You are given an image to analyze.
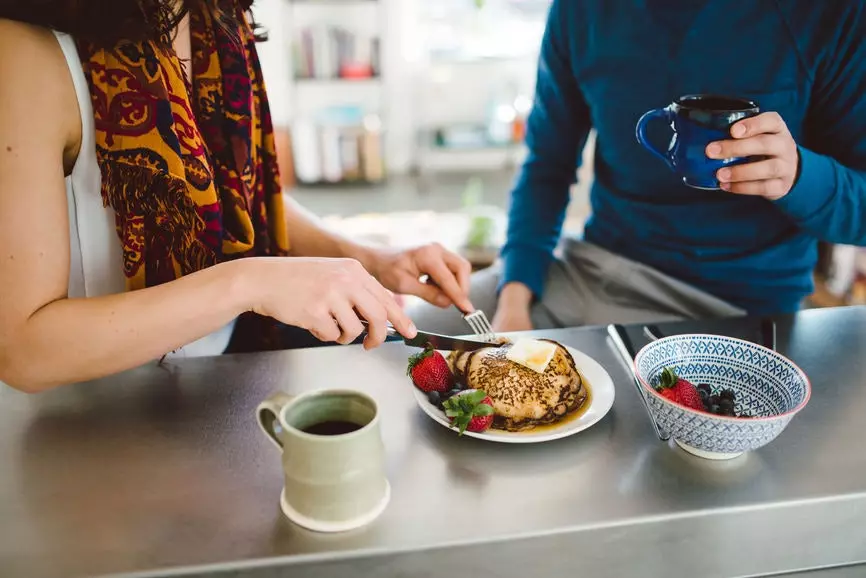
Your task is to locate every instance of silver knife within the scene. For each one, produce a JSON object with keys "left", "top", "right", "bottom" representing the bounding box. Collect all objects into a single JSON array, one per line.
[
  {"left": 361, "top": 320, "right": 492, "bottom": 351},
  {"left": 607, "top": 324, "right": 670, "bottom": 441}
]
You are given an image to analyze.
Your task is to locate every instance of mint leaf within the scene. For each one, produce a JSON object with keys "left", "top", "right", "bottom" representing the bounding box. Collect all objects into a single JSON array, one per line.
[{"left": 473, "top": 404, "right": 494, "bottom": 417}]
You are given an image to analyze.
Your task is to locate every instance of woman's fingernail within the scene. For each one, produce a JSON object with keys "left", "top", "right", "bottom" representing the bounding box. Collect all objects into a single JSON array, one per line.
[
  {"left": 731, "top": 124, "right": 746, "bottom": 137},
  {"left": 718, "top": 168, "right": 731, "bottom": 181},
  {"left": 407, "top": 322, "right": 418, "bottom": 337},
  {"left": 706, "top": 143, "right": 722, "bottom": 157}
]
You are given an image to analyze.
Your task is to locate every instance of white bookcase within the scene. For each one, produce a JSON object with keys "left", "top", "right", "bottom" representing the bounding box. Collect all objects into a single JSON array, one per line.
[{"left": 284, "top": 0, "right": 387, "bottom": 185}]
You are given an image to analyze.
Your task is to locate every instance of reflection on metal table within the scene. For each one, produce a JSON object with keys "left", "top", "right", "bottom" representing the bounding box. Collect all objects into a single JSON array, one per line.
[{"left": 2, "top": 307, "right": 866, "bottom": 578}]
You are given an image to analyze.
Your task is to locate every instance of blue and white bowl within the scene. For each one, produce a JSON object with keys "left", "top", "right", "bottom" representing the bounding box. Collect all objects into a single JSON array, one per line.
[{"left": 634, "top": 334, "right": 811, "bottom": 460}]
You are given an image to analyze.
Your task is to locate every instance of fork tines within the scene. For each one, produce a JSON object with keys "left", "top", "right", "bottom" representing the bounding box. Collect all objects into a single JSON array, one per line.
[{"left": 463, "top": 310, "right": 496, "bottom": 342}]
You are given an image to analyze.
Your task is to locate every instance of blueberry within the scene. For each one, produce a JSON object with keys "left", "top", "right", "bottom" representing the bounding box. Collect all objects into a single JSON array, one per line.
[
  {"left": 720, "top": 389, "right": 735, "bottom": 402},
  {"left": 709, "top": 395, "right": 721, "bottom": 406},
  {"left": 698, "top": 388, "right": 709, "bottom": 401},
  {"left": 427, "top": 391, "right": 442, "bottom": 407},
  {"left": 719, "top": 399, "right": 735, "bottom": 414},
  {"left": 443, "top": 388, "right": 462, "bottom": 400},
  {"left": 697, "top": 383, "right": 712, "bottom": 396},
  {"left": 709, "top": 404, "right": 721, "bottom": 415}
]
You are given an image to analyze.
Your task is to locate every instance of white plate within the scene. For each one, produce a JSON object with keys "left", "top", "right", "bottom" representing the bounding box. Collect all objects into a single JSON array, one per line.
[{"left": 412, "top": 346, "right": 615, "bottom": 444}]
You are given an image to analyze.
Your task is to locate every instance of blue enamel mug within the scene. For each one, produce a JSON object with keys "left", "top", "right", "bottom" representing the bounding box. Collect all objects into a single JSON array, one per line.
[{"left": 636, "top": 94, "right": 760, "bottom": 190}]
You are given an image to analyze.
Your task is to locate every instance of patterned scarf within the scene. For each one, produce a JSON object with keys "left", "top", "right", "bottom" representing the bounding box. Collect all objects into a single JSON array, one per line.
[{"left": 76, "top": 3, "right": 289, "bottom": 291}]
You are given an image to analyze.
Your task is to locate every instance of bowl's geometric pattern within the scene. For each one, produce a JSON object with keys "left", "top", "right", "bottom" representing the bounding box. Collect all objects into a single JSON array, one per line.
[{"left": 634, "top": 334, "right": 811, "bottom": 455}]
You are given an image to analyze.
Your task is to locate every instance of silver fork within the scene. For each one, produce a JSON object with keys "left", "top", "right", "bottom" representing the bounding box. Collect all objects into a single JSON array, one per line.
[
  {"left": 422, "top": 275, "right": 496, "bottom": 341},
  {"left": 462, "top": 309, "right": 496, "bottom": 342}
]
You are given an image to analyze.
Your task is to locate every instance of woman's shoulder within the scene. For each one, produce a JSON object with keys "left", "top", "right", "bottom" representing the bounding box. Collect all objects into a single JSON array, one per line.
[
  {"left": 0, "top": 18, "right": 63, "bottom": 56},
  {"left": 0, "top": 19, "right": 76, "bottom": 96},
  {"left": 0, "top": 19, "right": 82, "bottom": 173}
]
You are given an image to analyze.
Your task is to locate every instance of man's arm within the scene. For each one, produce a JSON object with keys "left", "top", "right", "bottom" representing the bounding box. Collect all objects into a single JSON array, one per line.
[
  {"left": 771, "top": 5, "right": 866, "bottom": 244},
  {"left": 499, "top": 0, "right": 592, "bottom": 304}
]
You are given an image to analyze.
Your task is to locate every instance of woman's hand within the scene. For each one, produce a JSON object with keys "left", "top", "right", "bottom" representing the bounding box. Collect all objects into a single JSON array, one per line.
[
  {"left": 245, "top": 257, "right": 417, "bottom": 349},
  {"left": 368, "top": 243, "right": 474, "bottom": 312}
]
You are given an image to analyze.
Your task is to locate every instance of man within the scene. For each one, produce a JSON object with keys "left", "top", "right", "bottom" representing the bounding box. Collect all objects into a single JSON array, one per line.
[{"left": 412, "top": 0, "right": 866, "bottom": 334}]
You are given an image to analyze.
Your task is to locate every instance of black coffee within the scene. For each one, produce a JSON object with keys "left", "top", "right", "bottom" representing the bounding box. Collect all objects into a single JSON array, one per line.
[
  {"left": 302, "top": 420, "right": 363, "bottom": 436},
  {"left": 676, "top": 94, "right": 758, "bottom": 112}
]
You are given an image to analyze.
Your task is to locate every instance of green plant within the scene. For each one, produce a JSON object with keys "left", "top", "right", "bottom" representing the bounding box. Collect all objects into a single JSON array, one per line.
[
  {"left": 461, "top": 176, "right": 484, "bottom": 208},
  {"left": 466, "top": 215, "right": 495, "bottom": 249}
]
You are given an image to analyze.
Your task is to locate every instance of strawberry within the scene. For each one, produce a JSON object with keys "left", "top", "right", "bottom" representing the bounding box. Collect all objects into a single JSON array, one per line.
[
  {"left": 407, "top": 344, "right": 453, "bottom": 393},
  {"left": 657, "top": 367, "right": 704, "bottom": 411},
  {"left": 443, "top": 389, "right": 494, "bottom": 434},
  {"left": 659, "top": 388, "right": 678, "bottom": 403}
]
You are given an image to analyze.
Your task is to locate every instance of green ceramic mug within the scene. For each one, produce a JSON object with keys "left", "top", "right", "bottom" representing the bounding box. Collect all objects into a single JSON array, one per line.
[{"left": 256, "top": 389, "right": 390, "bottom": 533}]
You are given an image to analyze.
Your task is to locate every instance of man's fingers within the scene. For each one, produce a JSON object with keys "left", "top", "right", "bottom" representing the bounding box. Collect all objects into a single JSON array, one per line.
[
  {"left": 718, "top": 158, "right": 790, "bottom": 183},
  {"left": 720, "top": 178, "right": 788, "bottom": 197},
  {"left": 729, "top": 111, "right": 786, "bottom": 138},
  {"left": 706, "top": 134, "right": 786, "bottom": 160}
]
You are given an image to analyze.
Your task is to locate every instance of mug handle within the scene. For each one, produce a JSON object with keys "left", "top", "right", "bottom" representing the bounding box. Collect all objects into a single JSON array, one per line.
[
  {"left": 256, "top": 391, "right": 295, "bottom": 450},
  {"left": 635, "top": 107, "right": 675, "bottom": 170}
]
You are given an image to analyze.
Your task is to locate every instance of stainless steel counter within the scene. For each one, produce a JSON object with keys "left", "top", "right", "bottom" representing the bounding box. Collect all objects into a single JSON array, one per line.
[{"left": 2, "top": 307, "right": 866, "bottom": 578}]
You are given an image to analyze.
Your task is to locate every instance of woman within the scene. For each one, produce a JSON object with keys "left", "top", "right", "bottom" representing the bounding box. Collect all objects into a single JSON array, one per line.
[{"left": 0, "top": 1, "right": 474, "bottom": 392}]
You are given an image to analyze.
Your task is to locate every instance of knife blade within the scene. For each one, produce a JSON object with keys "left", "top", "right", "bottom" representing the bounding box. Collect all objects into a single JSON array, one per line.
[
  {"left": 607, "top": 324, "right": 670, "bottom": 441},
  {"left": 760, "top": 318, "right": 777, "bottom": 351},
  {"left": 401, "top": 330, "right": 493, "bottom": 352},
  {"left": 360, "top": 320, "right": 493, "bottom": 352}
]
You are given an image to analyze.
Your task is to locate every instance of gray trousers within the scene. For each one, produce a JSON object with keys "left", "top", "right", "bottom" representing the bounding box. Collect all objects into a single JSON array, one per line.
[{"left": 408, "top": 239, "right": 745, "bottom": 335}]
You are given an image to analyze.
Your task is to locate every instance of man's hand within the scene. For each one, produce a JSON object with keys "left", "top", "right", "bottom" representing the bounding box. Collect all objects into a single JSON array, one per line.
[
  {"left": 491, "top": 282, "right": 534, "bottom": 333},
  {"left": 706, "top": 112, "right": 799, "bottom": 200},
  {"left": 369, "top": 243, "right": 474, "bottom": 312}
]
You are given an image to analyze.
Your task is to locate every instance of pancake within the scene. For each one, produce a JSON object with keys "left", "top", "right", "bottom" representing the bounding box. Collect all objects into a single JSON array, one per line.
[{"left": 448, "top": 340, "right": 588, "bottom": 431}]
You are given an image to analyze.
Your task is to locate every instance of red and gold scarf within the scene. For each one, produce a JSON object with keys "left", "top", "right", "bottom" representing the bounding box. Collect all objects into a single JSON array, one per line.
[{"left": 76, "top": 3, "right": 289, "bottom": 291}]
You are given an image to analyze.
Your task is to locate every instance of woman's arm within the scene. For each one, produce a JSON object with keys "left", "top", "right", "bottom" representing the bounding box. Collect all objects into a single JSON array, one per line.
[
  {"left": 0, "top": 23, "right": 251, "bottom": 390},
  {"left": 283, "top": 195, "right": 378, "bottom": 266},
  {"left": 283, "top": 196, "right": 475, "bottom": 312},
  {"left": 0, "top": 22, "right": 414, "bottom": 392}
]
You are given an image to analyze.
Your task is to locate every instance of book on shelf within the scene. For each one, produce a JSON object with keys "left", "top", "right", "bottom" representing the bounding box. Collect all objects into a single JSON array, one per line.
[
  {"left": 291, "top": 108, "right": 385, "bottom": 185},
  {"left": 293, "top": 25, "right": 380, "bottom": 80}
]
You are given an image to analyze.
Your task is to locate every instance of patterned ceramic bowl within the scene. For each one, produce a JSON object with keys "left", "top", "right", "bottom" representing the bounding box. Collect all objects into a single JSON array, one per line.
[{"left": 634, "top": 334, "right": 811, "bottom": 460}]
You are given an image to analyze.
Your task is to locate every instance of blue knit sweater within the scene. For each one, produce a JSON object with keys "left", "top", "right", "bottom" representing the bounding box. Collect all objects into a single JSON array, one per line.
[{"left": 501, "top": 0, "right": 866, "bottom": 314}]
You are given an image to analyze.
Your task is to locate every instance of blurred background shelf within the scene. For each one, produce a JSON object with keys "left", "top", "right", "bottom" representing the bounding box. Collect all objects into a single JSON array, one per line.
[
  {"left": 289, "top": 0, "right": 376, "bottom": 4},
  {"left": 256, "top": 0, "right": 550, "bottom": 179},
  {"left": 294, "top": 76, "right": 382, "bottom": 83}
]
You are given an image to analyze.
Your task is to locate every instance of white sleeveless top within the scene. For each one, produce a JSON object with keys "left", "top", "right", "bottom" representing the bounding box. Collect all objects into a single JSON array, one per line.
[{"left": 55, "top": 32, "right": 234, "bottom": 358}]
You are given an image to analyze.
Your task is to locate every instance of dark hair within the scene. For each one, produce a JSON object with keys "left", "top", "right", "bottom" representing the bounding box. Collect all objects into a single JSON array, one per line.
[{"left": 0, "top": 0, "right": 260, "bottom": 48}]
